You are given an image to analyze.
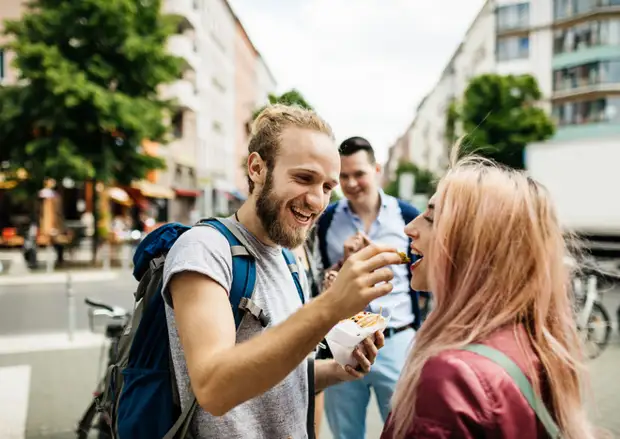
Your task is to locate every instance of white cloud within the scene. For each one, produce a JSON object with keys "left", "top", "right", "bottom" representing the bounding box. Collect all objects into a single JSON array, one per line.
[{"left": 228, "top": 0, "right": 485, "bottom": 162}]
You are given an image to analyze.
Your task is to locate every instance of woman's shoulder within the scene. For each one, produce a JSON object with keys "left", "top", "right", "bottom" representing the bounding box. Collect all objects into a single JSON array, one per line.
[{"left": 412, "top": 328, "right": 541, "bottom": 437}]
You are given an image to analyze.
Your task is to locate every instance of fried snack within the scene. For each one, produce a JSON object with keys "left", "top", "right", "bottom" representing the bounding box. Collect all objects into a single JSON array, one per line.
[
  {"left": 346, "top": 311, "right": 384, "bottom": 328},
  {"left": 397, "top": 251, "right": 411, "bottom": 264}
]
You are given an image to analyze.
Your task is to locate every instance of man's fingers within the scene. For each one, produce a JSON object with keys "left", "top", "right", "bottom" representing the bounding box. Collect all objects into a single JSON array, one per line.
[
  {"left": 365, "top": 282, "right": 394, "bottom": 301},
  {"left": 359, "top": 231, "right": 372, "bottom": 246},
  {"left": 349, "top": 243, "right": 397, "bottom": 262},
  {"left": 344, "top": 365, "right": 364, "bottom": 379},
  {"left": 352, "top": 347, "right": 372, "bottom": 372},
  {"left": 374, "top": 330, "right": 385, "bottom": 350},
  {"left": 363, "top": 251, "right": 403, "bottom": 272},
  {"left": 361, "top": 337, "right": 378, "bottom": 362},
  {"left": 365, "top": 267, "right": 394, "bottom": 286}
]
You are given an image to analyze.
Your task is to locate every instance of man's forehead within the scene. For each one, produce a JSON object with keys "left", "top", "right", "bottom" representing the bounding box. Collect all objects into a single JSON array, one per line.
[{"left": 278, "top": 128, "right": 339, "bottom": 177}]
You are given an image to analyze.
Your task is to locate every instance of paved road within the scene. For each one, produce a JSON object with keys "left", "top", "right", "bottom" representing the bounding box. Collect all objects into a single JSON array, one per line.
[{"left": 0, "top": 276, "right": 137, "bottom": 336}]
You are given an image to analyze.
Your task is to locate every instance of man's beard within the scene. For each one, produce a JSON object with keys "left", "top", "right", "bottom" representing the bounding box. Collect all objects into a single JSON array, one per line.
[{"left": 255, "top": 172, "right": 311, "bottom": 249}]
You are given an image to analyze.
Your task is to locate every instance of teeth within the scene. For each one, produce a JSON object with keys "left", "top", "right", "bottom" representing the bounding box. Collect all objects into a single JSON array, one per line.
[
  {"left": 292, "top": 207, "right": 311, "bottom": 218},
  {"left": 291, "top": 207, "right": 311, "bottom": 220}
]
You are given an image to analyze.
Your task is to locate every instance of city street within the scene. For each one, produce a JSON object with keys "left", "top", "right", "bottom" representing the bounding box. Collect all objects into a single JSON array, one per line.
[
  {"left": 0, "top": 275, "right": 618, "bottom": 438},
  {"left": 0, "top": 275, "right": 137, "bottom": 336}
]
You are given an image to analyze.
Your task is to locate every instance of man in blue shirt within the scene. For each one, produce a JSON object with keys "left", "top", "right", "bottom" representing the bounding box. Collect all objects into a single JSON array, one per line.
[{"left": 316, "top": 136, "right": 420, "bottom": 439}]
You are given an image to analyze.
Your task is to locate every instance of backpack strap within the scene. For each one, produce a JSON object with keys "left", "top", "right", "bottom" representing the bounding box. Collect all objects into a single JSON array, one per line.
[
  {"left": 460, "top": 344, "right": 562, "bottom": 439},
  {"left": 317, "top": 202, "right": 338, "bottom": 270},
  {"left": 282, "top": 248, "right": 305, "bottom": 305},
  {"left": 397, "top": 199, "right": 424, "bottom": 329},
  {"left": 198, "top": 218, "right": 257, "bottom": 328}
]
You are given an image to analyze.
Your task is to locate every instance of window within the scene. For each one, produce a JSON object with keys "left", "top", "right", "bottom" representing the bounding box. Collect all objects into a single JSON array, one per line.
[
  {"left": 497, "top": 3, "right": 530, "bottom": 31},
  {"left": 172, "top": 112, "right": 184, "bottom": 138},
  {"left": 553, "top": 59, "right": 620, "bottom": 91},
  {"left": 553, "top": 19, "right": 620, "bottom": 54},
  {"left": 553, "top": 97, "right": 620, "bottom": 126},
  {"left": 497, "top": 36, "right": 530, "bottom": 61},
  {"left": 554, "top": 0, "right": 620, "bottom": 20},
  {"left": 0, "top": 49, "right": 4, "bottom": 80}
]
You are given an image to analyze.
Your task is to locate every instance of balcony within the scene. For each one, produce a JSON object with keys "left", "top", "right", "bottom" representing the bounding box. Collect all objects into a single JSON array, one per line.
[
  {"left": 162, "top": 0, "right": 200, "bottom": 31},
  {"left": 552, "top": 58, "right": 620, "bottom": 99},
  {"left": 552, "top": 96, "right": 620, "bottom": 139},
  {"left": 162, "top": 80, "right": 200, "bottom": 112},
  {"left": 167, "top": 35, "right": 200, "bottom": 72},
  {"left": 554, "top": 120, "right": 620, "bottom": 140},
  {"left": 554, "top": 0, "right": 620, "bottom": 26}
]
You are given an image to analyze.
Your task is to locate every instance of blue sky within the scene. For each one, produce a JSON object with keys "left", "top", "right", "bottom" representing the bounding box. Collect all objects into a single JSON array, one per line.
[{"left": 228, "top": 0, "right": 486, "bottom": 163}]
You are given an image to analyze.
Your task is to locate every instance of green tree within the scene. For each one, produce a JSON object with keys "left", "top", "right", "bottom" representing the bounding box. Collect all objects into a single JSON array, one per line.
[
  {"left": 0, "top": 0, "right": 183, "bottom": 258},
  {"left": 384, "top": 161, "right": 437, "bottom": 198},
  {"left": 251, "top": 89, "right": 313, "bottom": 121},
  {"left": 445, "top": 73, "right": 555, "bottom": 169}
]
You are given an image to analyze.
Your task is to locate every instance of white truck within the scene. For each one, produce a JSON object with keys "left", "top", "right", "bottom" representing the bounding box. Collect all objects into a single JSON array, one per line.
[{"left": 525, "top": 134, "right": 620, "bottom": 257}]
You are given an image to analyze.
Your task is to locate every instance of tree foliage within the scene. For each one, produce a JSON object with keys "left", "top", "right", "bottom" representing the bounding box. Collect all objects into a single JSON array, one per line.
[
  {"left": 242, "top": 89, "right": 315, "bottom": 174},
  {"left": 0, "top": 0, "right": 184, "bottom": 191},
  {"left": 251, "top": 89, "right": 313, "bottom": 121},
  {"left": 445, "top": 73, "right": 555, "bottom": 169},
  {"left": 384, "top": 161, "right": 437, "bottom": 198}
]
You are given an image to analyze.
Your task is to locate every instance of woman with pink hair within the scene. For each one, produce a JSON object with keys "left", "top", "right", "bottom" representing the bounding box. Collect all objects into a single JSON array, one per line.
[{"left": 381, "top": 152, "right": 596, "bottom": 439}]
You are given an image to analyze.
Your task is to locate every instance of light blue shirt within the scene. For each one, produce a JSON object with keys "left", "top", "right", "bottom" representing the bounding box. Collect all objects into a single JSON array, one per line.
[{"left": 324, "top": 191, "right": 413, "bottom": 328}]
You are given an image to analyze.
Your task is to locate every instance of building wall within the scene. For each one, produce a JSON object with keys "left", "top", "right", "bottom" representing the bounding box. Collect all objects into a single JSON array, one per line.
[
  {"left": 233, "top": 20, "right": 258, "bottom": 195},
  {"left": 403, "top": 0, "right": 561, "bottom": 173},
  {"left": 255, "top": 56, "right": 278, "bottom": 108}
]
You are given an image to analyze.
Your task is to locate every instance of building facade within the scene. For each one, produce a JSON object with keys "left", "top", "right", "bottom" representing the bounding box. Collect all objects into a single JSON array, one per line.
[
  {"left": 1, "top": 0, "right": 274, "bottom": 238},
  {"left": 390, "top": 0, "right": 620, "bottom": 240},
  {"left": 233, "top": 18, "right": 258, "bottom": 196},
  {"left": 396, "top": 0, "right": 620, "bottom": 175},
  {"left": 233, "top": 19, "right": 278, "bottom": 197}
]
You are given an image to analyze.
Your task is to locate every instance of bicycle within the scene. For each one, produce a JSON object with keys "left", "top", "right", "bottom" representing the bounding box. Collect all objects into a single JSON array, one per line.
[
  {"left": 567, "top": 256, "right": 618, "bottom": 360},
  {"left": 75, "top": 298, "right": 131, "bottom": 439}
]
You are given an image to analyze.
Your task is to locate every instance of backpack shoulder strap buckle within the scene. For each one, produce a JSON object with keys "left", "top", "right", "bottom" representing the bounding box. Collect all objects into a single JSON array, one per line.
[
  {"left": 239, "top": 297, "right": 270, "bottom": 327},
  {"left": 150, "top": 254, "right": 166, "bottom": 271}
]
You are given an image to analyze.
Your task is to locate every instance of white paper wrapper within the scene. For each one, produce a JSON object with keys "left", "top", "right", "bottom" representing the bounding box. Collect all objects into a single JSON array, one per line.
[{"left": 325, "top": 308, "right": 392, "bottom": 368}]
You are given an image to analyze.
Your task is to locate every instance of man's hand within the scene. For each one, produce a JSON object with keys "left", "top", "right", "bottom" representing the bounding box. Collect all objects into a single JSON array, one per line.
[
  {"left": 322, "top": 269, "right": 338, "bottom": 291},
  {"left": 343, "top": 231, "right": 372, "bottom": 262},
  {"left": 320, "top": 243, "right": 402, "bottom": 320},
  {"left": 315, "top": 331, "right": 386, "bottom": 391},
  {"left": 340, "top": 330, "right": 386, "bottom": 379}
]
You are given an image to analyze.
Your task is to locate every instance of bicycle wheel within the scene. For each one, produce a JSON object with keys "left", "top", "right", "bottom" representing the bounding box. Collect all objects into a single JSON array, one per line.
[
  {"left": 582, "top": 301, "right": 611, "bottom": 360},
  {"left": 75, "top": 398, "right": 98, "bottom": 439},
  {"left": 75, "top": 397, "right": 112, "bottom": 439}
]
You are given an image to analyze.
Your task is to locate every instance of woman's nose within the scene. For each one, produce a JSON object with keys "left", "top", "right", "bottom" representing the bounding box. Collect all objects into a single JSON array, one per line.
[{"left": 404, "top": 221, "right": 418, "bottom": 239}]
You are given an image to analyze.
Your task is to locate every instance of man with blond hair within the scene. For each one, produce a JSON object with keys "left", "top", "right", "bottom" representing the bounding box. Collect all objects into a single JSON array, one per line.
[{"left": 163, "top": 104, "right": 404, "bottom": 438}]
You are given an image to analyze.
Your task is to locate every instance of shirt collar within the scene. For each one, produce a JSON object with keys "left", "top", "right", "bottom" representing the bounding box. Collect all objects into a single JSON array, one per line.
[{"left": 343, "top": 189, "right": 389, "bottom": 216}]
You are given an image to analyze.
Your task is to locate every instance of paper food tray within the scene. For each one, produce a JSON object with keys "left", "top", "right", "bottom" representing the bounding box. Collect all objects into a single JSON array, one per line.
[{"left": 325, "top": 307, "right": 391, "bottom": 368}]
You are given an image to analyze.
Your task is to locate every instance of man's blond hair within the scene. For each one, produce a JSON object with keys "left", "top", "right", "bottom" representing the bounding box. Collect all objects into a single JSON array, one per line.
[{"left": 247, "top": 104, "right": 334, "bottom": 193}]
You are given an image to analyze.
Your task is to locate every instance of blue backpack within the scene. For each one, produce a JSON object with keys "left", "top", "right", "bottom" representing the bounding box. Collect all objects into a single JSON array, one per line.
[
  {"left": 316, "top": 199, "right": 429, "bottom": 330},
  {"left": 98, "top": 217, "right": 306, "bottom": 439}
]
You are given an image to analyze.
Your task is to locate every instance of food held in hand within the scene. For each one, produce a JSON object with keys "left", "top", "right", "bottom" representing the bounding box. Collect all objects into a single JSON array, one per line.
[
  {"left": 346, "top": 311, "right": 385, "bottom": 328},
  {"left": 397, "top": 251, "right": 411, "bottom": 264}
]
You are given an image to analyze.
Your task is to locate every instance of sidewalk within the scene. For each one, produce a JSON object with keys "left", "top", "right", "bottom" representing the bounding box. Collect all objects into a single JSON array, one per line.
[{"left": 0, "top": 269, "right": 122, "bottom": 286}]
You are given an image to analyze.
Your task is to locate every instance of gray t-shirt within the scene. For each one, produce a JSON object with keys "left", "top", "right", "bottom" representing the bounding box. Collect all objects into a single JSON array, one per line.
[{"left": 162, "top": 217, "right": 310, "bottom": 439}]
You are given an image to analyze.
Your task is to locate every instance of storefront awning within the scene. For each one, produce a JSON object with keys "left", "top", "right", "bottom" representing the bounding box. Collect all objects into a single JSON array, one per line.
[
  {"left": 131, "top": 181, "right": 175, "bottom": 199},
  {"left": 174, "top": 188, "right": 202, "bottom": 198},
  {"left": 107, "top": 187, "right": 133, "bottom": 206}
]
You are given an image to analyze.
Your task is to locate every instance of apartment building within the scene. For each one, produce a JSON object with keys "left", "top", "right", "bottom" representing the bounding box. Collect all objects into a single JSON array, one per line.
[
  {"left": 0, "top": 0, "right": 272, "bottom": 229},
  {"left": 233, "top": 18, "right": 278, "bottom": 197},
  {"left": 391, "top": 0, "right": 620, "bottom": 175}
]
